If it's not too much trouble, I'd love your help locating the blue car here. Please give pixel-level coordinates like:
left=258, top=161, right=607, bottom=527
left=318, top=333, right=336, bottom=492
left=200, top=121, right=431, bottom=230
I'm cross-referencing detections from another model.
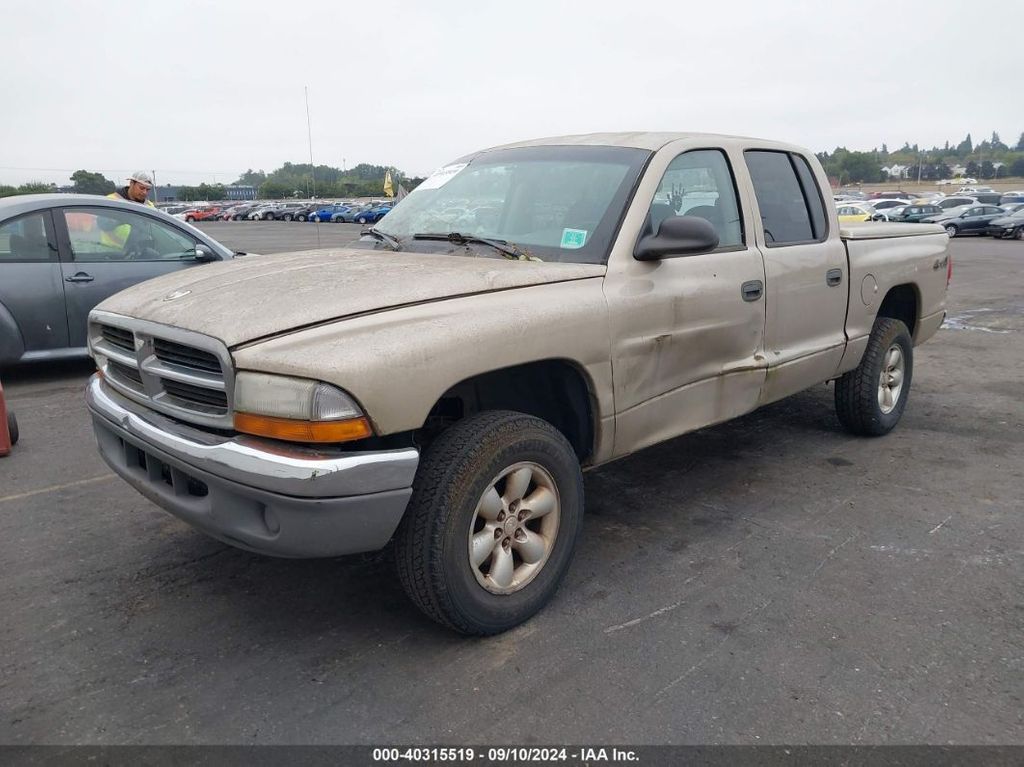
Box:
left=309, top=203, right=351, bottom=223
left=352, top=204, right=392, bottom=224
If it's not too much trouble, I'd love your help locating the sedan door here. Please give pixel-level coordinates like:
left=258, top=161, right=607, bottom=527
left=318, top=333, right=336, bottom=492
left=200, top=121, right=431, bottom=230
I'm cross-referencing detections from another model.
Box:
left=0, top=209, right=69, bottom=362
left=54, top=206, right=215, bottom=348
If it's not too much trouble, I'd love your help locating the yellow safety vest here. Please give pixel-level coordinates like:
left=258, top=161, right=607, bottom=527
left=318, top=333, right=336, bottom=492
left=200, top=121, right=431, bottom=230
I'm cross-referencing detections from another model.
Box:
left=104, top=190, right=155, bottom=248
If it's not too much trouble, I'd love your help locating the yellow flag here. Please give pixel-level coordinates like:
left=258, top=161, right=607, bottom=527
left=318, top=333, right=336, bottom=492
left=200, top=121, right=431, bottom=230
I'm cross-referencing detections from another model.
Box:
left=383, top=170, right=394, bottom=198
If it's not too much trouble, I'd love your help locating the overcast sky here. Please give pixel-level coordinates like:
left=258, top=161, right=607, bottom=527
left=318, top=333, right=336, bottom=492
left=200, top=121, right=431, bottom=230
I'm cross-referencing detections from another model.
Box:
left=2, top=0, right=1020, bottom=187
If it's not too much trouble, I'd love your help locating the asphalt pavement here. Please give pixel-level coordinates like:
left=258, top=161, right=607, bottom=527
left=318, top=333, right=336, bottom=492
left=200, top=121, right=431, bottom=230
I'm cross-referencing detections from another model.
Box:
left=1, top=234, right=1022, bottom=745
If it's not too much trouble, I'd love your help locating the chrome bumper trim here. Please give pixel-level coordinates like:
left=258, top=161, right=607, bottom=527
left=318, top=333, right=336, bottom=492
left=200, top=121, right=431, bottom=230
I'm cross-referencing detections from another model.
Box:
left=87, top=375, right=418, bottom=498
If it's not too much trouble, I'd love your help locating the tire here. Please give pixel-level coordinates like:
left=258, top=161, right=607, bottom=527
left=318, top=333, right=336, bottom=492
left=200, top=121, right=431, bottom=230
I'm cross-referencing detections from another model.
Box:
left=282, top=213, right=293, bottom=221
left=7, top=411, right=17, bottom=445
left=357, top=216, right=368, bottom=224
left=1016, top=227, right=1024, bottom=241
left=835, top=317, right=913, bottom=437
left=185, top=216, right=195, bottom=222
left=263, top=213, right=273, bottom=220
left=297, top=214, right=306, bottom=222
left=233, top=215, right=242, bottom=221
left=394, top=411, right=584, bottom=635
left=944, top=224, right=958, bottom=237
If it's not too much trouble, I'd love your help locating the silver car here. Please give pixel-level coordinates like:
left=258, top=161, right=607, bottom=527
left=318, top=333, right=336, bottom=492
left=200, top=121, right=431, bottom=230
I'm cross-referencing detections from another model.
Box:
left=0, top=194, right=234, bottom=366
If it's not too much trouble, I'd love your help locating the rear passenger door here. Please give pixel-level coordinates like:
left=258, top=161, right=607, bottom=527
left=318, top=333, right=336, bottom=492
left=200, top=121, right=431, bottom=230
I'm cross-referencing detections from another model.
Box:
left=744, top=149, right=849, bottom=405
left=0, top=210, right=69, bottom=360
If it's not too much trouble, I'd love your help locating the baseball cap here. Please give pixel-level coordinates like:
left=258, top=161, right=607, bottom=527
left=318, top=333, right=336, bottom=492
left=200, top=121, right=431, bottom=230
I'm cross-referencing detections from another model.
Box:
left=129, top=171, right=154, bottom=187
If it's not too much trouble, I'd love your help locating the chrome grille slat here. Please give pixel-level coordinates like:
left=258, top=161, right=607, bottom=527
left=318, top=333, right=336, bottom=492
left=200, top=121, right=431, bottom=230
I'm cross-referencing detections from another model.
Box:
left=153, top=339, right=221, bottom=374
left=161, top=379, right=229, bottom=410
left=101, top=325, right=135, bottom=353
left=90, top=315, right=235, bottom=430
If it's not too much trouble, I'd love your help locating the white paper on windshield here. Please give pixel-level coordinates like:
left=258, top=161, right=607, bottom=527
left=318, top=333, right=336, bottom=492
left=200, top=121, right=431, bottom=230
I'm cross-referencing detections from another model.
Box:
left=418, top=163, right=468, bottom=190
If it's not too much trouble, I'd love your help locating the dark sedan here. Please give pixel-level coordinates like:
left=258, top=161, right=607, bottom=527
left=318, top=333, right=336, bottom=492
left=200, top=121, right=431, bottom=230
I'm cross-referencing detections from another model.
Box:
left=921, top=205, right=1009, bottom=237
left=0, top=194, right=234, bottom=366
left=984, top=209, right=1024, bottom=239
left=872, top=204, right=943, bottom=223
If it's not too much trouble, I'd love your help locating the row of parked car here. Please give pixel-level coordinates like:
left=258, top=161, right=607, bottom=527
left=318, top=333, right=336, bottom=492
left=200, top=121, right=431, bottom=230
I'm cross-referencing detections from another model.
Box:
left=160, top=200, right=395, bottom=225
left=832, top=189, right=1024, bottom=238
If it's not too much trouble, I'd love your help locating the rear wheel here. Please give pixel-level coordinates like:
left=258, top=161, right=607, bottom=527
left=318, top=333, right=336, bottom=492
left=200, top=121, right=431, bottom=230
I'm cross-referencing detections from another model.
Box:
left=1016, top=227, right=1024, bottom=240
left=282, top=213, right=293, bottom=221
left=297, top=214, right=306, bottom=222
left=7, top=411, right=18, bottom=445
left=394, top=411, right=584, bottom=635
left=835, top=317, right=913, bottom=437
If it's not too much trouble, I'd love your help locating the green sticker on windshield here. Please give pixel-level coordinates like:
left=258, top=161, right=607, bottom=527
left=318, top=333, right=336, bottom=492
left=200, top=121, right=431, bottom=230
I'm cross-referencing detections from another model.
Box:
left=560, top=228, right=587, bottom=249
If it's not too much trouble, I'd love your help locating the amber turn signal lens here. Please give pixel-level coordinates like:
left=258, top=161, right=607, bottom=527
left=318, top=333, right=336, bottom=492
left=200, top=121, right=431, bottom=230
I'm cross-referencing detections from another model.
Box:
left=234, top=412, right=372, bottom=443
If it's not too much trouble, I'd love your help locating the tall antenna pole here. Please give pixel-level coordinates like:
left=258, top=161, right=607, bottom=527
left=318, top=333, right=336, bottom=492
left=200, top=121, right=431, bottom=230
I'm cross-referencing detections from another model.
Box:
left=305, top=86, right=316, bottom=200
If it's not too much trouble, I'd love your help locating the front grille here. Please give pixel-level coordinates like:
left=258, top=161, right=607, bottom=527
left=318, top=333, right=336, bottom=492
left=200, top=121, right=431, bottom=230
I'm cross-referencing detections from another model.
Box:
left=109, top=361, right=144, bottom=388
left=153, top=338, right=221, bottom=374
left=161, top=379, right=229, bottom=412
left=101, top=325, right=135, bottom=353
left=91, top=316, right=233, bottom=429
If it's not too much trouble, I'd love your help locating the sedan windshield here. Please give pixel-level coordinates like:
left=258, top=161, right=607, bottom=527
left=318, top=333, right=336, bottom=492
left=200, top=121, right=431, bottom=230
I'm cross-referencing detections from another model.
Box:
left=370, top=145, right=651, bottom=264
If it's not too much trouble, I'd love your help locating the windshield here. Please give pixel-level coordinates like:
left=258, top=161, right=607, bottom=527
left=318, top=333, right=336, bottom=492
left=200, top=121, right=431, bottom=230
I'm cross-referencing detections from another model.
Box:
left=370, top=145, right=651, bottom=264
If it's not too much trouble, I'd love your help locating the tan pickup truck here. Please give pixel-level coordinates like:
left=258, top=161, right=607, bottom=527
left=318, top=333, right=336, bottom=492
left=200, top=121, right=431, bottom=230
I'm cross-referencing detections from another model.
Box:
left=86, top=133, right=950, bottom=634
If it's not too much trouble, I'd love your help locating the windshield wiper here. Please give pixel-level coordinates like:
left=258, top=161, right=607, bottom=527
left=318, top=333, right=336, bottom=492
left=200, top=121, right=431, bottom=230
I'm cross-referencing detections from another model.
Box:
left=362, top=227, right=402, bottom=251
left=411, top=232, right=541, bottom=261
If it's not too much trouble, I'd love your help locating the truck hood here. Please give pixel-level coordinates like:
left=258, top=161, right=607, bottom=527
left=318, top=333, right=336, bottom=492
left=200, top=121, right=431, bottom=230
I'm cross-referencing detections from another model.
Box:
left=96, top=248, right=606, bottom=347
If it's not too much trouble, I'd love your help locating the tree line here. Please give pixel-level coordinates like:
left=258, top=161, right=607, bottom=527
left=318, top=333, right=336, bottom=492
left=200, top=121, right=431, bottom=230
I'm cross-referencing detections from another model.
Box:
left=818, top=131, right=1024, bottom=185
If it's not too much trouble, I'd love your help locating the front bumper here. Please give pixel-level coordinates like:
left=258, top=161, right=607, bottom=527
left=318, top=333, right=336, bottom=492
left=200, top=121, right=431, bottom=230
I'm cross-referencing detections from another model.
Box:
left=87, top=375, right=418, bottom=558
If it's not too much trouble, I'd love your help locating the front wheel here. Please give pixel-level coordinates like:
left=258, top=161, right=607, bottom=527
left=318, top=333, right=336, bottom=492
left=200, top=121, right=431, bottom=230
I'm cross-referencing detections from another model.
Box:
left=282, top=213, right=293, bottom=221
left=835, top=317, right=913, bottom=436
left=356, top=216, right=368, bottom=224
left=185, top=216, right=195, bottom=222
left=7, top=411, right=17, bottom=445
left=944, top=224, right=958, bottom=237
left=394, top=411, right=584, bottom=635
left=1016, top=227, right=1024, bottom=241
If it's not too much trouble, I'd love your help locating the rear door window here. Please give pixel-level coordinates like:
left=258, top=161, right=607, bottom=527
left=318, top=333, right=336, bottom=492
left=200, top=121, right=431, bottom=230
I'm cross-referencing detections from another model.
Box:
left=0, top=211, right=56, bottom=262
left=744, top=150, right=826, bottom=246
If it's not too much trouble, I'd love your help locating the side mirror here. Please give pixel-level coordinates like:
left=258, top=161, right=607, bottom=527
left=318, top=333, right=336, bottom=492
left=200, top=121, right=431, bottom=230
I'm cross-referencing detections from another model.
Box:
left=194, top=244, right=219, bottom=262
left=634, top=215, right=720, bottom=261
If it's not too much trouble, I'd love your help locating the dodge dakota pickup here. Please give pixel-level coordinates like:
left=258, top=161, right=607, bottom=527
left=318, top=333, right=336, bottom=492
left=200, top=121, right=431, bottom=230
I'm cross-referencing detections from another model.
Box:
left=86, top=133, right=950, bottom=634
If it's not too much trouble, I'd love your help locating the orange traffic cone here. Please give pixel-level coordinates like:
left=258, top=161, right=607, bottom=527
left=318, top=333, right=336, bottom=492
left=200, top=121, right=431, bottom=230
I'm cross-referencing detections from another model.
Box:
left=0, top=379, right=16, bottom=457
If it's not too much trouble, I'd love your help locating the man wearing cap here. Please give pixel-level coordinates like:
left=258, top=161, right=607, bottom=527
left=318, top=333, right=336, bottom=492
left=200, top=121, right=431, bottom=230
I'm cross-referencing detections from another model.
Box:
left=98, top=171, right=156, bottom=252
left=107, top=171, right=156, bottom=207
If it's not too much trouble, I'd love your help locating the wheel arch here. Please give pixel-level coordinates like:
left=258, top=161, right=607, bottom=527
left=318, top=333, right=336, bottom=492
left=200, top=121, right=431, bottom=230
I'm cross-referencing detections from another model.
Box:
left=0, top=301, right=26, bottom=365
left=875, top=283, right=919, bottom=338
left=418, top=358, right=598, bottom=464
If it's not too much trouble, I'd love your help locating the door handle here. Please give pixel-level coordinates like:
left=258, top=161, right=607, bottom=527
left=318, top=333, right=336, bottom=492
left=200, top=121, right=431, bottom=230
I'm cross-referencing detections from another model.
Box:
left=741, top=280, right=763, bottom=302
left=65, top=272, right=95, bottom=283
left=826, top=268, right=843, bottom=287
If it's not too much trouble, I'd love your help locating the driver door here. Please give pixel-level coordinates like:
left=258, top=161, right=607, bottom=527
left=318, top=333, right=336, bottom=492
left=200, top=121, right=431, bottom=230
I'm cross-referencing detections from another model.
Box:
left=55, top=206, right=207, bottom=347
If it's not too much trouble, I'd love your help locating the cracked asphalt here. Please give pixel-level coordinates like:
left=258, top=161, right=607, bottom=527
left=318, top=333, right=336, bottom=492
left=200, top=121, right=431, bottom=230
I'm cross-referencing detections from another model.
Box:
left=1, top=230, right=1022, bottom=745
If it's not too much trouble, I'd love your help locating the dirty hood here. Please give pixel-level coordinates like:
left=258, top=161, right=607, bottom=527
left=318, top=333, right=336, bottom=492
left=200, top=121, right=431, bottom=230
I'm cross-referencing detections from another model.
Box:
left=96, top=248, right=606, bottom=347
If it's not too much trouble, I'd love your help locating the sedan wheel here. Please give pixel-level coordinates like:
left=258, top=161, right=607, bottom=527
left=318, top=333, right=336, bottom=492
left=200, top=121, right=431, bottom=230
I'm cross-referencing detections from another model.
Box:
left=357, top=216, right=368, bottom=224
left=282, top=213, right=292, bottom=221
left=1016, top=227, right=1024, bottom=241
left=944, top=224, right=958, bottom=237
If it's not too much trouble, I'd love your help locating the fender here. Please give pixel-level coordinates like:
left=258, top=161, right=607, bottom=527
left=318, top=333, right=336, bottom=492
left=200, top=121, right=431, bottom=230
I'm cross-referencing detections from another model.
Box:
left=0, top=302, right=26, bottom=365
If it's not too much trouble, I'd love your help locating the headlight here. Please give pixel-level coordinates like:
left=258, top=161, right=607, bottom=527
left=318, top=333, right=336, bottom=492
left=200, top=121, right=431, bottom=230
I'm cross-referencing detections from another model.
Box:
left=233, top=372, right=372, bottom=443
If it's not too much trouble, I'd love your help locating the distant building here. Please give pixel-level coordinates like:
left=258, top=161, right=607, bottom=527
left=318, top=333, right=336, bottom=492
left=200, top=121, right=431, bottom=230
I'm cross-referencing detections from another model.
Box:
left=226, top=185, right=256, bottom=200
left=153, top=185, right=181, bottom=203
left=881, top=164, right=909, bottom=179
